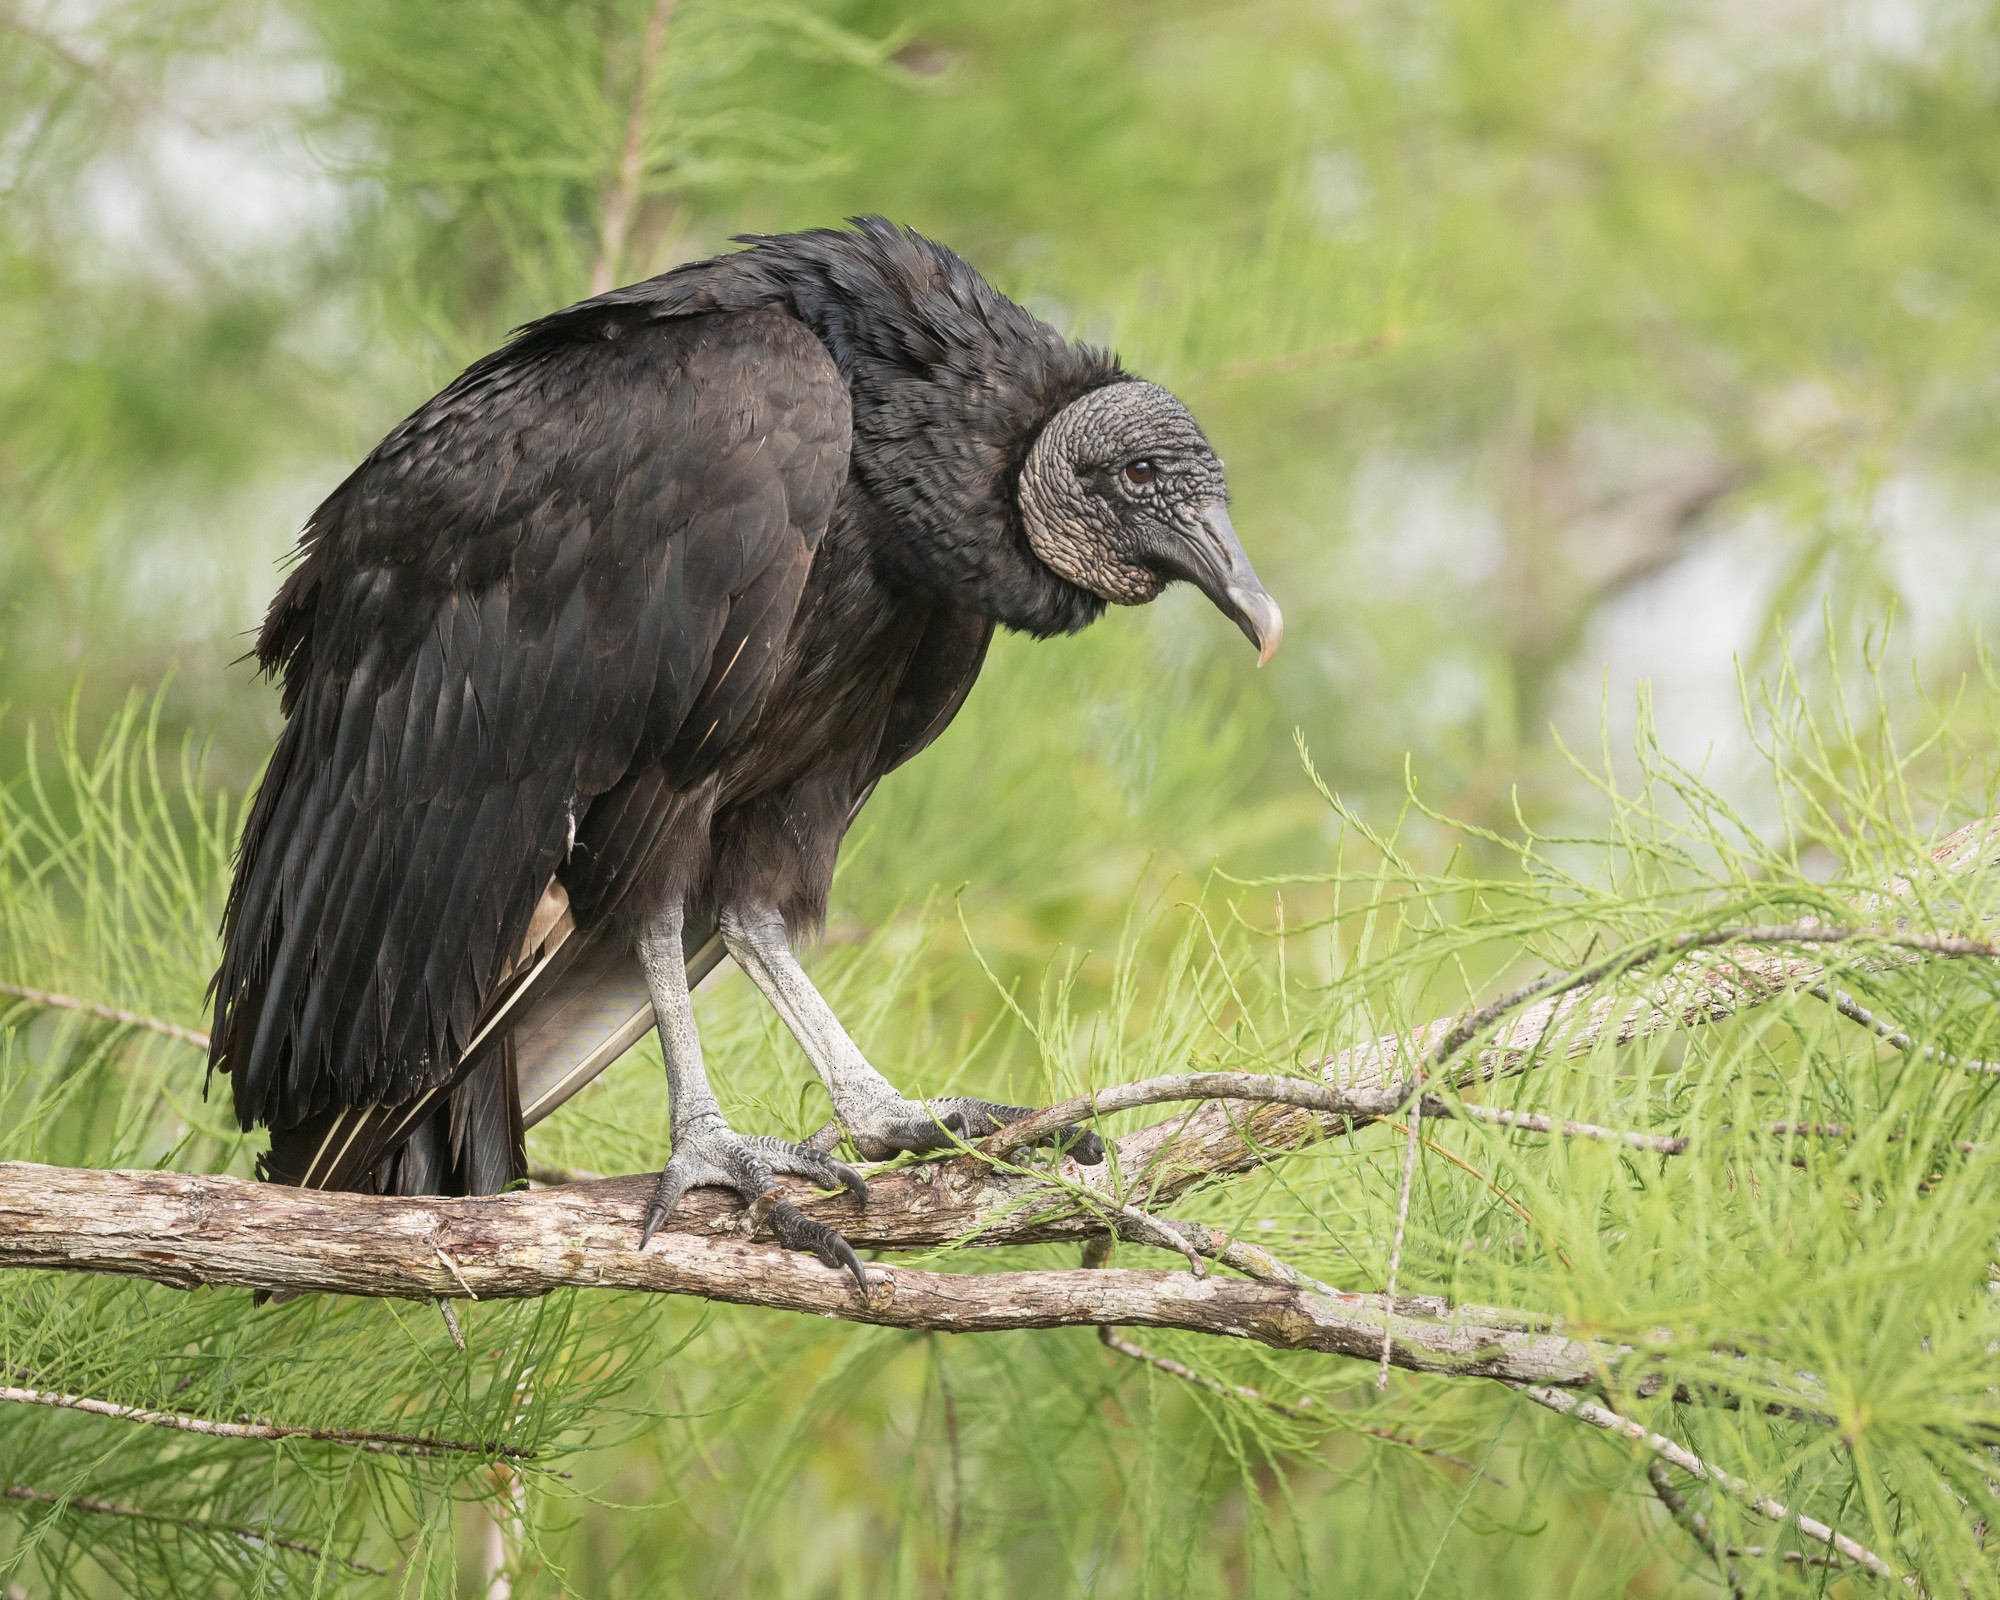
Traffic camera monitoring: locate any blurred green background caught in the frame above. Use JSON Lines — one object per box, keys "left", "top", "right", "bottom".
{"left": 6, "top": 0, "right": 2000, "bottom": 1593}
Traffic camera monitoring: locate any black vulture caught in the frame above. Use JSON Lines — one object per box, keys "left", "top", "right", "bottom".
{"left": 208, "top": 218, "right": 1281, "bottom": 1287}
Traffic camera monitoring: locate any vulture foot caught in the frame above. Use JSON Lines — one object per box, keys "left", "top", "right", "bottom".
{"left": 840, "top": 1094, "right": 1105, "bottom": 1166}
{"left": 639, "top": 1123, "right": 869, "bottom": 1294}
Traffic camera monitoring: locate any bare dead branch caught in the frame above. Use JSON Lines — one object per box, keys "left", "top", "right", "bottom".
{"left": 1100, "top": 1326, "right": 1312, "bottom": 1417}
{"left": 1806, "top": 982, "right": 2000, "bottom": 1074}
{"left": 0, "top": 1382, "right": 535, "bottom": 1459}
{"left": 987, "top": 1070, "right": 1689, "bottom": 1170}
{"left": 1428, "top": 923, "right": 2000, "bottom": 1079}
{"left": 0, "top": 1161, "right": 1649, "bottom": 1391}
{"left": 1096, "top": 1326, "right": 1494, "bottom": 1477}
{"left": 0, "top": 982, "right": 209, "bottom": 1051}
{"left": 1379, "top": 1097, "right": 1423, "bottom": 1390}
{"left": 1758, "top": 1122, "right": 1981, "bottom": 1156}
{"left": 1511, "top": 1384, "right": 1899, "bottom": 1583}
{"left": 1103, "top": 917, "right": 1997, "bottom": 1214}
{"left": 983, "top": 1072, "right": 1409, "bottom": 1159}
{"left": 3, "top": 1483, "right": 386, "bottom": 1574}
{"left": 1435, "top": 1101, "right": 1688, "bottom": 1153}
{"left": 1725, "top": 1545, "right": 1852, "bottom": 1570}
{"left": 1109, "top": 1199, "right": 1209, "bottom": 1276}
{"left": 1648, "top": 1457, "right": 1744, "bottom": 1598}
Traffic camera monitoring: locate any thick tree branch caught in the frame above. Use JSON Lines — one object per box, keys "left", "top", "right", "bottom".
{"left": 1098, "top": 925, "right": 1999, "bottom": 1212}
{"left": 0, "top": 1159, "right": 1860, "bottom": 1436}
{"left": 0, "top": 1161, "right": 1630, "bottom": 1389}
{"left": 1096, "top": 815, "right": 2000, "bottom": 1199}
{"left": 1438, "top": 1101, "right": 1687, "bottom": 1152}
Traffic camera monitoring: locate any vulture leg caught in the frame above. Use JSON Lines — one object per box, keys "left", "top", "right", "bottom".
{"left": 719, "top": 904, "right": 1105, "bottom": 1165}
{"left": 633, "top": 898, "right": 869, "bottom": 1291}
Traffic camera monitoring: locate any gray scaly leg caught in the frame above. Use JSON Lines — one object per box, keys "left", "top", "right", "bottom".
{"left": 719, "top": 903, "right": 1104, "bottom": 1165}
{"left": 635, "top": 897, "right": 868, "bottom": 1290}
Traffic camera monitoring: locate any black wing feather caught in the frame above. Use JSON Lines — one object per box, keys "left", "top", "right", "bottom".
{"left": 212, "top": 305, "right": 850, "bottom": 1146}
{"left": 872, "top": 606, "right": 995, "bottom": 780}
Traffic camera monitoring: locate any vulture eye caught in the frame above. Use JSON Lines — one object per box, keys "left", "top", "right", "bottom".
{"left": 1123, "top": 460, "right": 1156, "bottom": 487}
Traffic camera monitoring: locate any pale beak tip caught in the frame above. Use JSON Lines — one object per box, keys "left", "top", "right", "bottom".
{"left": 1229, "top": 586, "right": 1284, "bottom": 666}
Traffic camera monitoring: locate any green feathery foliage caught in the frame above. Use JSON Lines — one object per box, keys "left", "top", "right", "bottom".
{"left": 9, "top": 0, "right": 2000, "bottom": 1592}
{"left": 4, "top": 655, "right": 2000, "bottom": 1593}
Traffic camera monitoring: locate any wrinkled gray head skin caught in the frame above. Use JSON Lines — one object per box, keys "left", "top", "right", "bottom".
{"left": 1019, "top": 381, "right": 1283, "bottom": 662}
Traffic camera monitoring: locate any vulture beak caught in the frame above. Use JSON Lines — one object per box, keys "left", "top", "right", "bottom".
{"left": 1170, "top": 504, "right": 1285, "bottom": 665}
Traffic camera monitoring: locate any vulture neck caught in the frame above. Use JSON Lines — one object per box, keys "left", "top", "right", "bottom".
{"left": 847, "top": 359, "right": 1112, "bottom": 640}
{"left": 582, "top": 219, "right": 1127, "bottom": 637}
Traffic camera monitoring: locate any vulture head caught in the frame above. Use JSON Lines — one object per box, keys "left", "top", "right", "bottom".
{"left": 1017, "top": 380, "right": 1284, "bottom": 664}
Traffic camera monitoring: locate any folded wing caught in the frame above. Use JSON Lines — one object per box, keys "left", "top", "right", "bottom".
{"left": 212, "top": 305, "right": 850, "bottom": 1194}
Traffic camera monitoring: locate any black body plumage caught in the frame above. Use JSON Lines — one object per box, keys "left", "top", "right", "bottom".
{"left": 209, "top": 219, "right": 1130, "bottom": 1195}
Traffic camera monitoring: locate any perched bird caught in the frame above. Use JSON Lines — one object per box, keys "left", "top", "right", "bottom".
{"left": 208, "top": 218, "right": 1281, "bottom": 1286}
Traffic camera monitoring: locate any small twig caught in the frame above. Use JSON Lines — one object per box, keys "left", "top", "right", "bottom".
{"left": 1101, "top": 1326, "right": 1313, "bottom": 1416}
{"left": 1428, "top": 924, "right": 2000, "bottom": 1078}
{"left": 960, "top": 1130, "right": 1217, "bottom": 1276}
{"left": 1195, "top": 1231, "right": 1345, "bottom": 1298}
{"left": 1725, "top": 1545, "right": 1851, "bottom": 1570}
{"left": 1432, "top": 1100, "right": 1688, "bottom": 1154}
{"left": 1806, "top": 983, "right": 2000, "bottom": 1074}
{"left": 3, "top": 1483, "right": 386, "bottom": 1574}
{"left": 1649, "top": 1457, "right": 1744, "bottom": 1598}
{"left": 1811, "top": 984, "right": 1922, "bottom": 1053}
{"left": 1114, "top": 1202, "right": 1208, "bottom": 1277}
{"left": 435, "top": 1247, "right": 478, "bottom": 1299}
{"left": 1097, "top": 1327, "right": 1496, "bottom": 1478}
{"left": 983, "top": 1071, "right": 1410, "bottom": 1158}
{"left": 1511, "top": 1384, "right": 1900, "bottom": 1583}
{"left": 989, "top": 1072, "right": 1689, "bottom": 1162}
{"left": 1380, "top": 1096, "right": 1422, "bottom": 1391}
{"left": 989, "top": 912, "right": 2000, "bottom": 1159}
{"left": 1762, "top": 1121, "right": 1853, "bottom": 1140}
{"left": 0, "top": 982, "right": 209, "bottom": 1051}
{"left": 1758, "top": 1122, "right": 1981, "bottom": 1156}
{"left": 0, "top": 1384, "right": 534, "bottom": 1459}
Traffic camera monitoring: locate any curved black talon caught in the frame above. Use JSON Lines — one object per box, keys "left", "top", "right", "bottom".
{"left": 636, "top": 1127, "right": 870, "bottom": 1293}
{"left": 637, "top": 1169, "right": 685, "bottom": 1251}
{"left": 762, "top": 1198, "right": 869, "bottom": 1294}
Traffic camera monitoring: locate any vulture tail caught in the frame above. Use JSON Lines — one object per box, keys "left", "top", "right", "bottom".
{"left": 261, "top": 886, "right": 720, "bottom": 1197}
